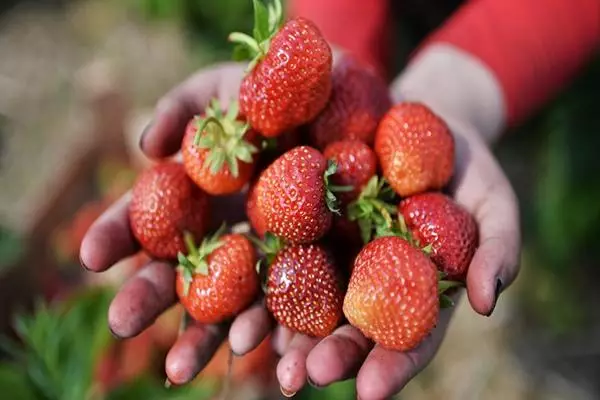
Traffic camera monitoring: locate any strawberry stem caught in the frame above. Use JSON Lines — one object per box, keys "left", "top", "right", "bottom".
{"left": 177, "top": 225, "right": 227, "bottom": 296}
{"left": 229, "top": 0, "right": 284, "bottom": 72}
{"left": 193, "top": 100, "right": 258, "bottom": 178}
{"left": 323, "top": 160, "right": 348, "bottom": 215}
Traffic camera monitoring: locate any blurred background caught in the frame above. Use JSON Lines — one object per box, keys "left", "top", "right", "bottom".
{"left": 0, "top": 0, "right": 598, "bottom": 399}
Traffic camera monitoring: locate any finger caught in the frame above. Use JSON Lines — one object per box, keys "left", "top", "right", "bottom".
{"left": 165, "top": 322, "right": 228, "bottom": 385}
{"left": 141, "top": 63, "right": 245, "bottom": 158}
{"left": 451, "top": 133, "right": 521, "bottom": 316}
{"left": 80, "top": 193, "right": 138, "bottom": 272}
{"left": 356, "top": 302, "right": 456, "bottom": 400}
{"left": 277, "top": 334, "right": 320, "bottom": 396}
{"left": 306, "top": 325, "right": 372, "bottom": 387}
{"left": 273, "top": 326, "right": 295, "bottom": 356}
{"left": 108, "top": 261, "right": 177, "bottom": 338}
{"left": 229, "top": 302, "right": 274, "bottom": 356}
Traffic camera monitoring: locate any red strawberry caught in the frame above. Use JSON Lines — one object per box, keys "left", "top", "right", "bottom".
{"left": 375, "top": 102, "right": 455, "bottom": 197}
{"left": 309, "top": 55, "right": 391, "bottom": 150}
{"left": 343, "top": 236, "right": 440, "bottom": 351}
{"left": 266, "top": 243, "right": 344, "bottom": 337}
{"left": 246, "top": 180, "right": 267, "bottom": 238}
{"left": 255, "top": 146, "right": 339, "bottom": 243}
{"left": 230, "top": 0, "right": 332, "bottom": 137}
{"left": 399, "top": 192, "right": 478, "bottom": 281}
{"left": 323, "top": 140, "right": 377, "bottom": 206}
{"left": 176, "top": 229, "right": 259, "bottom": 324}
{"left": 129, "top": 162, "right": 209, "bottom": 259}
{"left": 182, "top": 101, "right": 259, "bottom": 195}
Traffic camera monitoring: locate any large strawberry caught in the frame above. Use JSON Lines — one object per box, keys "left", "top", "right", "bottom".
{"left": 129, "top": 162, "right": 209, "bottom": 259}
{"left": 176, "top": 227, "right": 259, "bottom": 324}
{"left": 230, "top": 0, "right": 332, "bottom": 137}
{"left": 343, "top": 236, "right": 439, "bottom": 351}
{"left": 323, "top": 140, "right": 377, "bottom": 206}
{"left": 254, "top": 146, "right": 342, "bottom": 243}
{"left": 399, "top": 192, "right": 478, "bottom": 281}
{"left": 308, "top": 55, "right": 391, "bottom": 150}
{"left": 375, "top": 102, "right": 455, "bottom": 197}
{"left": 182, "top": 100, "right": 259, "bottom": 195}
{"left": 263, "top": 239, "right": 344, "bottom": 337}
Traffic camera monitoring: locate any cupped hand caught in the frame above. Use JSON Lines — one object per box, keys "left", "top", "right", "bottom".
{"left": 80, "top": 60, "right": 521, "bottom": 399}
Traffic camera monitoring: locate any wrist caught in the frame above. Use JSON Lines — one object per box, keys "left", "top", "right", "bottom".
{"left": 390, "top": 44, "right": 506, "bottom": 145}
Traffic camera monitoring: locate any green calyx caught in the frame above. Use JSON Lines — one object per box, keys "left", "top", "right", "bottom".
{"left": 347, "top": 176, "right": 399, "bottom": 243}
{"left": 194, "top": 99, "right": 258, "bottom": 178}
{"left": 228, "top": 0, "right": 284, "bottom": 72}
{"left": 177, "top": 225, "right": 227, "bottom": 297}
{"left": 246, "top": 231, "right": 284, "bottom": 294}
{"left": 437, "top": 271, "right": 464, "bottom": 309}
{"left": 323, "top": 160, "right": 354, "bottom": 215}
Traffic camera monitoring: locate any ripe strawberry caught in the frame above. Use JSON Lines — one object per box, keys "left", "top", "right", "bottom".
{"left": 230, "top": 0, "right": 332, "bottom": 137}
{"left": 182, "top": 100, "right": 259, "bottom": 195}
{"left": 323, "top": 140, "right": 377, "bottom": 206}
{"left": 255, "top": 146, "right": 340, "bottom": 243}
{"left": 176, "top": 228, "right": 259, "bottom": 324}
{"left": 343, "top": 236, "right": 439, "bottom": 351}
{"left": 129, "top": 162, "right": 209, "bottom": 259}
{"left": 266, "top": 242, "right": 344, "bottom": 337}
{"left": 399, "top": 192, "right": 478, "bottom": 281}
{"left": 308, "top": 55, "right": 391, "bottom": 150}
{"left": 375, "top": 102, "right": 455, "bottom": 197}
{"left": 246, "top": 180, "right": 268, "bottom": 238}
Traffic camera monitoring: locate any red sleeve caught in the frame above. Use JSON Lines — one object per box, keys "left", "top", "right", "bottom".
{"left": 425, "top": 0, "right": 600, "bottom": 125}
{"left": 288, "top": 0, "right": 393, "bottom": 79}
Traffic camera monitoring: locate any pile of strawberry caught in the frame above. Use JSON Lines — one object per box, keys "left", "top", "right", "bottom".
{"left": 128, "top": 0, "right": 478, "bottom": 354}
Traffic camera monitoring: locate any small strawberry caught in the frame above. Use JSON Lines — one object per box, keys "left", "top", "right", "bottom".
{"left": 375, "top": 102, "right": 455, "bottom": 197}
{"left": 246, "top": 180, "right": 267, "bottom": 238}
{"left": 323, "top": 140, "right": 377, "bottom": 206}
{"left": 176, "top": 227, "right": 259, "bottom": 324}
{"left": 230, "top": 0, "right": 332, "bottom": 137}
{"left": 343, "top": 236, "right": 439, "bottom": 351}
{"left": 308, "top": 55, "right": 391, "bottom": 150}
{"left": 254, "top": 146, "right": 344, "bottom": 244}
{"left": 182, "top": 100, "right": 259, "bottom": 195}
{"left": 399, "top": 192, "right": 478, "bottom": 281}
{"left": 129, "top": 162, "right": 209, "bottom": 259}
{"left": 262, "top": 238, "right": 344, "bottom": 337}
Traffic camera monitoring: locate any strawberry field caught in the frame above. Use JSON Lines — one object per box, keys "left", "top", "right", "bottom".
{"left": 0, "top": 1, "right": 598, "bottom": 399}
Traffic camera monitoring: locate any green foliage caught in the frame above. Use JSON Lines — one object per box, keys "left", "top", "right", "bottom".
{"left": 106, "top": 378, "right": 215, "bottom": 400}
{"left": 295, "top": 379, "right": 356, "bottom": 400}
{"left": 0, "top": 288, "right": 114, "bottom": 400}
{"left": 0, "top": 225, "right": 24, "bottom": 274}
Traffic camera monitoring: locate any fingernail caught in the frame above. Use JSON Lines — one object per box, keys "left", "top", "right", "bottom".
{"left": 79, "top": 254, "right": 90, "bottom": 271}
{"left": 486, "top": 278, "right": 503, "bottom": 317}
{"left": 307, "top": 376, "right": 323, "bottom": 389}
{"left": 139, "top": 121, "right": 152, "bottom": 150}
{"left": 108, "top": 325, "right": 122, "bottom": 339}
{"left": 280, "top": 385, "right": 296, "bottom": 398}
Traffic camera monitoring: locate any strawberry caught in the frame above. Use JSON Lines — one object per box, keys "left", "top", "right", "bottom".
{"left": 246, "top": 180, "right": 267, "bottom": 238}
{"left": 375, "top": 102, "right": 455, "bottom": 197}
{"left": 399, "top": 192, "right": 478, "bottom": 281}
{"left": 182, "top": 100, "right": 259, "bottom": 195}
{"left": 308, "top": 55, "right": 391, "bottom": 150}
{"left": 323, "top": 140, "right": 377, "bottom": 206}
{"left": 230, "top": 0, "right": 332, "bottom": 137}
{"left": 254, "top": 146, "right": 342, "bottom": 243}
{"left": 264, "top": 241, "right": 344, "bottom": 337}
{"left": 343, "top": 236, "right": 439, "bottom": 351}
{"left": 176, "top": 228, "right": 259, "bottom": 324}
{"left": 129, "top": 162, "right": 209, "bottom": 259}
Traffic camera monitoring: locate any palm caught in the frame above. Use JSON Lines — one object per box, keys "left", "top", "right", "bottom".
{"left": 80, "top": 62, "right": 520, "bottom": 400}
